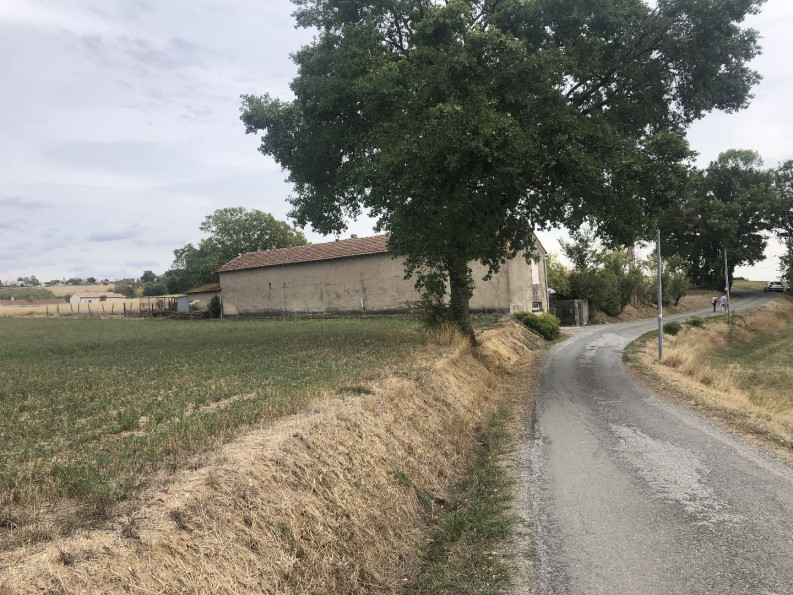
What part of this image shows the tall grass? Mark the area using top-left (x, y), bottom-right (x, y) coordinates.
top-left (628, 296), bottom-right (793, 454)
top-left (0, 317), bottom-right (423, 504)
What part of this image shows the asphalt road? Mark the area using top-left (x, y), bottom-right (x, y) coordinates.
top-left (529, 293), bottom-right (793, 594)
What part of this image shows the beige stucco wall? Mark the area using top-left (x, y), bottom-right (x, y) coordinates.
top-left (220, 246), bottom-right (547, 317)
top-left (187, 291), bottom-right (220, 311)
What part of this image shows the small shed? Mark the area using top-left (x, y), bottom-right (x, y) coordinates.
top-left (556, 299), bottom-right (589, 326)
top-left (177, 296), bottom-right (190, 313)
top-left (186, 282), bottom-right (221, 311)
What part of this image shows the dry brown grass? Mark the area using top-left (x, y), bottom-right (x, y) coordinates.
top-left (628, 296), bottom-right (793, 459)
top-left (45, 284), bottom-right (115, 297)
top-left (592, 289), bottom-right (715, 324)
top-left (0, 320), bottom-right (543, 594)
top-left (0, 297), bottom-right (173, 318)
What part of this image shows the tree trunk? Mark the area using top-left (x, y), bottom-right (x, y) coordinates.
top-left (448, 267), bottom-right (475, 345)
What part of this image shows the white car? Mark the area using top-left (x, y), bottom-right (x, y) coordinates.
top-left (764, 281), bottom-right (785, 292)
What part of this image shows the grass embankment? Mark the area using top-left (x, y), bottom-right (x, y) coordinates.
top-left (1, 315), bottom-right (541, 593)
top-left (625, 295), bottom-right (793, 458)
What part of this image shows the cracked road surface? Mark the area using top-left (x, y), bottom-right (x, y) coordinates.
top-left (530, 294), bottom-right (793, 594)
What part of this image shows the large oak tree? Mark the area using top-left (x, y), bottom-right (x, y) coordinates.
top-left (241, 0), bottom-right (763, 338)
top-left (660, 150), bottom-right (777, 289)
top-left (773, 160), bottom-right (793, 284)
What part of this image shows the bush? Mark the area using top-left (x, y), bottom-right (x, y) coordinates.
top-left (208, 296), bottom-right (222, 319)
top-left (407, 294), bottom-right (454, 329)
top-left (663, 321), bottom-right (682, 335)
top-left (687, 315), bottom-right (706, 328)
top-left (515, 311), bottom-right (560, 340)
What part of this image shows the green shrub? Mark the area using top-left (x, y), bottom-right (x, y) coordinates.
top-left (407, 294), bottom-right (454, 329)
top-left (208, 296), bottom-right (222, 318)
top-left (515, 311), bottom-right (560, 340)
top-left (663, 321), bottom-right (682, 335)
top-left (687, 315), bottom-right (706, 328)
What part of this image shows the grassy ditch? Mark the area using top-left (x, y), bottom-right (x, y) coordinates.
top-left (625, 295), bottom-right (793, 458)
top-left (409, 404), bottom-right (517, 594)
top-left (0, 316), bottom-right (423, 504)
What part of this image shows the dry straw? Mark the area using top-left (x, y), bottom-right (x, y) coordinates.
top-left (635, 297), bottom-right (793, 456)
top-left (1, 320), bottom-right (541, 594)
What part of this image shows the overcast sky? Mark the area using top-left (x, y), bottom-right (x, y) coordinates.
top-left (1, 0), bottom-right (790, 283)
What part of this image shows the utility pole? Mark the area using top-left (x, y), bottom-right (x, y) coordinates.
top-left (724, 248), bottom-right (731, 325)
top-left (657, 229), bottom-right (663, 360)
top-left (543, 253), bottom-right (551, 314)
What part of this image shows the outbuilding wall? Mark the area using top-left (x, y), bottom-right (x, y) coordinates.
top-left (219, 248), bottom-right (547, 317)
top-left (187, 291), bottom-right (220, 311)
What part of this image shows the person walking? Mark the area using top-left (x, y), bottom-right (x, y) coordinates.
top-left (712, 295), bottom-right (718, 312)
top-left (720, 294), bottom-right (728, 312)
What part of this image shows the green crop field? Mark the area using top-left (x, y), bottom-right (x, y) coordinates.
top-left (0, 316), bottom-right (432, 504)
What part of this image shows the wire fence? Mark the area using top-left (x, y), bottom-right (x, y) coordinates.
top-left (1, 297), bottom-right (183, 318)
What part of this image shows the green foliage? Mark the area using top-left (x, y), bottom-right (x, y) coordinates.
top-left (779, 238), bottom-right (793, 285)
top-left (140, 270), bottom-right (157, 283)
top-left (647, 253), bottom-right (691, 306)
top-left (663, 321), bottom-right (683, 335)
top-left (142, 282), bottom-right (168, 297)
top-left (113, 279), bottom-right (140, 298)
top-left (411, 405), bottom-right (515, 594)
top-left (515, 311), bottom-right (560, 340)
top-left (207, 295), bottom-right (222, 318)
top-left (559, 229), bottom-right (605, 272)
top-left (687, 315), bottom-right (706, 328)
top-left (568, 268), bottom-right (621, 316)
top-left (545, 253), bottom-right (570, 297)
top-left (160, 269), bottom-right (192, 294)
top-left (171, 207), bottom-right (307, 288)
top-left (14, 275), bottom-right (40, 286)
top-left (660, 150), bottom-right (778, 289)
top-left (242, 0), bottom-right (762, 337)
top-left (773, 163), bottom-right (793, 284)
top-left (0, 287), bottom-right (58, 301)
top-left (666, 255), bottom-right (691, 306)
top-left (407, 292), bottom-right (454, 330)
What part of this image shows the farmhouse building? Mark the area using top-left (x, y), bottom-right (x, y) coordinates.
top-left (217, 234), bottom-right (548, 317)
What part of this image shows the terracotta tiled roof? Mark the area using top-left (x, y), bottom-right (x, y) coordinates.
top-left (187, 282), bottom-right (221, 294)
top-left (218, 235), bottom-right (390, 273)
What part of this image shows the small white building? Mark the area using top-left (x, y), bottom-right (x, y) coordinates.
top-left (69, 292), bottom-right (126, 305)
